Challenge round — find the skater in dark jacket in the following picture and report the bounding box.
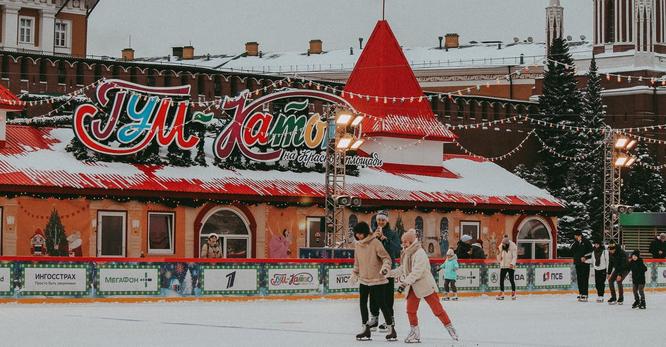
[455,235,473,259]
[607,241,630,305]
[629,250,648,309]
[367,210,401,333]
[571,231,593,301]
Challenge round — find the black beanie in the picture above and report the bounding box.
[353,221,371,236]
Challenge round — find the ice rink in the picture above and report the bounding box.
[0,293,662,347]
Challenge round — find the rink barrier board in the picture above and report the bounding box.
[0,257,664,299]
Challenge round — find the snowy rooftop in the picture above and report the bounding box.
[0,126,561,210]
[131,41,594,74]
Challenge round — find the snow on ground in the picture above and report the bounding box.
[0,293,662,347]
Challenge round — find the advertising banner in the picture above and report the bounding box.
[533,266,572,289]
[326,265,357,293]
[267,265,319,294]
[200,265,259,295]
[20,263,89,296]
[438,266,481,291]
[487,266,528,290]
[0,265,12,295]
[97,264,160,295]
[656,266,666,286]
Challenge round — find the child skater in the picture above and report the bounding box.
[350,222,394,341]
[387,229,458,343]
[629,250,648,309]
[441,248,459,301]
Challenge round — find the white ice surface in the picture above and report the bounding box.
[0,293,661,347]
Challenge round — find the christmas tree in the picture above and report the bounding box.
[622,143,666,212]
[181,268,194,295]
[513,163,549,190]
[537,38,584,193]
[580,56,607,239]
[44,209,69,256]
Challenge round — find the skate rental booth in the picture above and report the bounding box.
[0,20,580,299]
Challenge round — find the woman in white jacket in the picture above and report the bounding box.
[496,235,518,300]
[590,237,609,303]
[387,229,458,343]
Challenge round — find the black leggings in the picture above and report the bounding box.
[575,263,590,296]
[360,283,392,325]
[444,279,457,293]
[369,277,394,320]
[633,284,645,302]
[500,268,516,292]
[594,270,606,297]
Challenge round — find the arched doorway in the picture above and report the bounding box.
[515,218,553,259]
[198,208,251,258]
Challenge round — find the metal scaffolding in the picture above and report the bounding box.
[602,128,622,243]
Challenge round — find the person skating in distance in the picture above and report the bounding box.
[349,222,394,341]
[387,229,459,343]
[629,250,648,309]
[590,237,609,303]
[607,241,630,305]
[571,230,593,302]
[496,235,518,300]
[440,248,459,301]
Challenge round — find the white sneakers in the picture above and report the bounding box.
[404,325,421,343]
[596,296,604,303]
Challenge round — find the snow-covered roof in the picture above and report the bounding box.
[132,41,594,74]
[0,126,561,211]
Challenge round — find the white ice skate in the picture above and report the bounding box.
[452,293,459,301]
[445,323,459,341]
[511,291,517,300]
[404,325,421,343]
[496,292,505,300]
[596,297,604,303]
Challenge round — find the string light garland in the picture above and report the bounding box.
[533,132,606,161]
[452,130,535,162]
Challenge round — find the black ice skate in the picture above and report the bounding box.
[385,325,397,341]
[608,296,617,305]
[617,297,624,305]
[377,323,389,333]
[632,300,639,309]
[639,300,646,309]
[356,324,371,341]
[367,316,378,331]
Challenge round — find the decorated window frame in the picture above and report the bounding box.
[54,19,72,49]
[18,16,35,45]
[460,221,480,240]
[147,212,175,255]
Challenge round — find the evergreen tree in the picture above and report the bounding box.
[579,56,607,239]
[622,143,666,212]
[181,268,193,295]
[44,209,69,256]
[513,163,549,190]
[558,170,592,245]
[537,38,585,193]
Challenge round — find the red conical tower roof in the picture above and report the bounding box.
[343,20,454,141]
[0,83,24,111]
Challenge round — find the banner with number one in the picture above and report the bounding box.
[200,265,260,295]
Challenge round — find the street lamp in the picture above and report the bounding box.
[604,130,637,243]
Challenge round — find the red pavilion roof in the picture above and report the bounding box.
[343,21,455,141]
[0,83,24,112]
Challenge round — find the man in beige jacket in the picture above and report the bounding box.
[351,222,394,341]
[388,229,459,343]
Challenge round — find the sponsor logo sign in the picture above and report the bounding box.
[533,266,572,288]
[326,266,357,292]
[21,264,89,296]
[487,267,528,290]
[0,266,11,295]
[97,265,160,295]
[438,266,481,291]
[267,266,319,293]
[201,266,259,295]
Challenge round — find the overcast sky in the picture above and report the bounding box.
[88,0,592,58]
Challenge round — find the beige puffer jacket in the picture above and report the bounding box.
[353,235,392,286]
[497,241,518,269]
[389,241,438,298]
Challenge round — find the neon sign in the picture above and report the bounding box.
[73,80,382,167]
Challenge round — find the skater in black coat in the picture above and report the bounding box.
[570,231,593,301]
[607,242,630,305]
[629,250,648,309]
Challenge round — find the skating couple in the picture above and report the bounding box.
[583,236,648,309]
[351,220,458,343]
